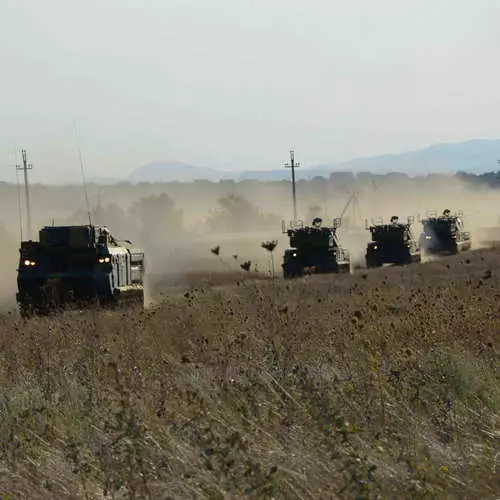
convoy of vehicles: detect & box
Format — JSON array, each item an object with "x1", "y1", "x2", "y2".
[
  {"x1": 8, "y1": 145, "x2": 484, "y2": 316},
  {"x1": 12, "y1": 207, "x2": 476, "y2": 314},
  {"x1": 8, "y1": 146, "x2": 480, "y2": 316},
  {"x1": 280, "y1": 208, "x2": 475, "y2": 279}
]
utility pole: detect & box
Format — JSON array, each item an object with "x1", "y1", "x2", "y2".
[
  {"x1": 285, "y1": 150, "x2": 300, "y2": 221},
  {"x1": 16, "y1": 149, "x2": 33, "y2": 240}
]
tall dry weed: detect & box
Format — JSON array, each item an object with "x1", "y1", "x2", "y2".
[{"x1": 0, "y1": 247, "x2": 499, "y2": 498}]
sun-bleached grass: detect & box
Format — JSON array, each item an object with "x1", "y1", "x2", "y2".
[{"x1": 0, "y1": 248, "x2": 499, "y2": 499}]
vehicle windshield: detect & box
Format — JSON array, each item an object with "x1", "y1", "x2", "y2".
[
  {"x1": 423, "y1": 218, "x2": 457, "y2": 235},
  {"x1": 289, "y1": 227, "x2": 335, "y2": 249},
  {"x1": 39, "y1": 226, "x2": 93, "y2": 248},
  {"x1": 371, "y1": 225, "x2": 408, "y2": 244}
]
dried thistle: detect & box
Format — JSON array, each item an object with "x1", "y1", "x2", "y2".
[
  {"x1": 210, "y1": 246, "x2": 220, "y2": 256},
  {"x1": 240, "y1": 260, "x2": 251, "y2": 272},
  {"x1": 261, "y1": 240, "x2": 278, "y2": 252}
]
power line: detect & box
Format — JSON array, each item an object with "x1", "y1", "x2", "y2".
[
  {"x1": 284, "y1": 150, "x2": 300, "y2": 221},
  {"x1": 16, "y1": 149, "x2": 33, "y2": 240}
]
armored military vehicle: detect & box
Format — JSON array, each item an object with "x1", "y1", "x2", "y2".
[
  {"x1": 16, "y1": 224, "x2": 145, "y2": 316},
  {"x1": 419, "y1": 209, "x2": 471, "y2": 255},
  {"x1": 281, "y1": 217, "x2": 350, "y2": 278},
  {"x1": 365, "y1": 216, "x2": 421, "y2": 268}
]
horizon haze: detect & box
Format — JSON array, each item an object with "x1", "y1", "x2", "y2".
[{"x1": 1, "y1": 0, "x2": 500, "y2": 183}]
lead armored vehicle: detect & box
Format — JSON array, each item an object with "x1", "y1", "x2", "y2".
[
  {"x1": 365, "y1": 216, "x2": 421, "y2": 267},
  {"x1": 16, "y1": 224, "x2": 145, "y2": 316},
  {"x1": 419, "y1": 209, "x2": 471, "y2": 255},
  {"x1": 281, "y1": 217, "x2": 350, "y2": 278}
]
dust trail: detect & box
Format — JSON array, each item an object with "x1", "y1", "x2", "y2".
[{"x1": 2, "y1": 174, "x2": 500, "y2": 302}]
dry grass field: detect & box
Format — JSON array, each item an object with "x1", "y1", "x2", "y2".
[{"x1": 0, "y1": 247, "x2": 499, "y2": 499}]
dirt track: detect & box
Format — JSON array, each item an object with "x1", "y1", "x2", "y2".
[
  {"x1": 4, "y1": 236, "x2": 499, "y2": 317},
  {"x1": 144, "y1": 244, "x2": 489, "y2": 307}
]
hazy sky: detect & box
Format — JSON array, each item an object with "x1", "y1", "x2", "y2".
[{"x1": 1, "y1": 0, "x2": 500, "y2": 182}]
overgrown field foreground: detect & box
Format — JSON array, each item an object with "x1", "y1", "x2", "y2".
[{"x1": 1, "y1": 250, "x2": 499, "y2": 499}]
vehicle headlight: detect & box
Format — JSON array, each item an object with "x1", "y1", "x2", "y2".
[
  {"x1": 23, "y1": 259, "x2": 36, "y2": 266},
  {"x1": 425, "y1": 236, "x2": 432, "y2": 240}
]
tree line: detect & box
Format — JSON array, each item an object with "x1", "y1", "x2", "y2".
[{"x1": 1, "y1": 169, "x2": 500, "y2": 244}]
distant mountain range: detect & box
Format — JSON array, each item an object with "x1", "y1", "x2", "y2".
[{"x1": 87, "y1": 138, "x2": 500, "y2": 184}]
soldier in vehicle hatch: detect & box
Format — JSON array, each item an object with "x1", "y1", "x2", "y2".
[
  {"x1": 312, "y1": 217, "x2": 322, "y2": 228},
  {"x1": 443, "y1": 209, "x2": 451, "y2": 217},
  {"x1": 390, "y1": 216, "x2": 400, "y2": 225},
  {"x1": 98, "y1": 226, "x2": 117, "y2": 246}
]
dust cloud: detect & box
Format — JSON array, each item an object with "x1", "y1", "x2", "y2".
[
  {"x1": 1, "y1": 174, "x2": 500, "y2": 307},
  {"x1": 0, "y1": 235, "x2": 18, "y2": 313}
]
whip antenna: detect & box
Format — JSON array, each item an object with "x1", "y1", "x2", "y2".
[
  {"x1": 73, "y1": 121, "x2": 92, "y2": 226},
  {"x1": 13, "y1": 139, "x2": 24, "y2": 241}
]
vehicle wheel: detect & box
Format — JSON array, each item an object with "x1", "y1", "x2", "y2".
[
  {"x1": 365, "y1": 258, "x2": 381, "y2": 268},
  {"x1": 18, "y1": 302, "x2": 32, "y2": 318},
  {"x1": 18, "y1": 293, "x2": 43, "y2": 318}
]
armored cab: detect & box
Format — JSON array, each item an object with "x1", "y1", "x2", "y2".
[
  {"x1": 419, "y1": 209, "x2": 471, "y2": 255},
  {"x1": 16, "y1": 224, "x2": 145, "y2": 316},
  {"x1": 281, "y1": 217, "x2": 350, "y2": 278},
  {"x1": 365, "y1": 216, "x2": 421, "y2": 268}
]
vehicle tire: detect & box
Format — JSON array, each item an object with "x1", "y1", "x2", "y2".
[
  {"x1": 338, "y1": 263, "x2": 350, "y2": 273},
  {"x1": 365, "y1": 256, "x2": 381, "y2": 268}
]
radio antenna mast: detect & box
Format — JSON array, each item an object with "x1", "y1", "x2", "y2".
[
  {"x1": 285, "y1": 150, "x2": 300, "y2": 221},
  {"x1": 73, "y1": 121, "x2": 92, "y2": 226},
  {"x1": 16, "y1": 149, "x2": 33, "y2": 240}
]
